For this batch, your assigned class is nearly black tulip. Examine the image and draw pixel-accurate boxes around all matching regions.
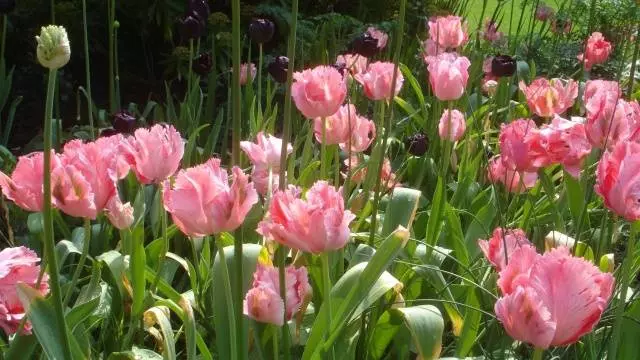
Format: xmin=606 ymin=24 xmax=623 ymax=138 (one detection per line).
xmin=0 ymin=0 xmax=15 ymax=14
xmin=99 ymin=128 xmax=119 ymax=138
xmin=112 ymin=110 xmax=137 ymax=134
xmin=405 ymin=133 xmax=429 ymax=156
xmin=249 ymin=18 xmax=275 ymax=44
xmin=491 ymin=55 xmax=517 ymax=77
xmin=349 ymin=32 xmax=379 ymax=58
xmin=179 ymin=12 xmax=206 ymax=41
xmin=332 ymin=61 xmax=347 ymax=77
xmin=188 ymin=0 xmax=210 ymax=20
xmin=192 ymin=53 xmax=212 ymax=76
xmin=268 ymin=56 xmax=289 ymax=83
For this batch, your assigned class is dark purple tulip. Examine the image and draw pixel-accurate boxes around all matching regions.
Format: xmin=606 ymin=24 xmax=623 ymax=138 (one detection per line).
xmin=179 ymin=11 xmax=206 ymax=40
xmin=112 ymin=110 xmax=137 ymax=134
xmin=193 ymin=53 xmax=213 ymax=76
xmin=267 ymin=56 xmax=289 ymax=83
xmin=349 ymin=32 xmax=379 ymax=58
xmin=491 ymin=55 xmax=516 ymax=77
xmin=249 ymin=18 xmax=275 ymax=44
xmin=405 ymin=133 xmax=429 ymax=156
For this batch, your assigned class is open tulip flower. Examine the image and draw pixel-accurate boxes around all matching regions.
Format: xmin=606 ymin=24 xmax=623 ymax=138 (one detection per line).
xmin=0 ymin=151 xmax=60 ymax=212
xmin=518 ymin=78 xmax=578 ymax=118
xmin=291 ymin=65 xmax=347 ymax=119
xmin=354 ymin=61 xmax=404 ymax=101
xmin=578 ymin=32 xmax=612 ymax=70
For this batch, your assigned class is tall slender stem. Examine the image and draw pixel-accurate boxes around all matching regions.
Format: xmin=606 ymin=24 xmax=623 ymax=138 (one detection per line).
xmin=321 ymin=252 xmax=335 ymax=360
xmin=257 ymin=43 xmax=263 ymax=127
xmin=532 ymin=348 xmax=544 ymax=360
xmin=108 ymin=0 xmax=116 ymax=112
xmin=608 ymin=221 xmax=638 ymax=359
xmin=627 ymin=21 xmax=640 ymax=96
xmin=43 ymin=68 xmax=73 ymax=358
xmin=63 ymin=218 xmax=91 ymax=307
xmin=216 ymin=237 xmax=238 ymax=360
xmin=276 ymin=246 xmax=291 ymax=360
xmin=81 ymin=0 xmax=94 ymax=139
xmin=186 ymin=39 xmax=194 ymax=104
xmin=151 ymin=187 xmax=169 ymax=293
xmin=1 ymin=15 xmax=7 ymax=64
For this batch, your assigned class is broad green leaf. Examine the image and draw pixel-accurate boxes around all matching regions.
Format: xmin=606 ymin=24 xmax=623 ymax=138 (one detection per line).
xmin=381 ymin=187 xmax=421 ymax=238
xmin=130 ymin=235 xmax=147 ymax=316
xmin=143 ymin=307 xmax=176 ymax=360
xmin=456 ymin=288 xmax=481 ymax=357
xmin=444 ymin=204 xmax=470 ymax=267
xmin=392 ymin=305 xmax=444 ymax=360
xmin=107 ymin=347 xmax=163 ymax=360
xmin=425 ymin=177 xmax=445 ymax=247
xmin=303 ymin=227 xmax=409 ymax=359
xmin=212 ymin=244 xmax=264 ymax=360
xmin=17 ymin=284 xmax=85 ymax=360
xmin=412 ymin=266 xmax=463 ymax=336
xmin=179 ymin=296 xmax=197 ymax=360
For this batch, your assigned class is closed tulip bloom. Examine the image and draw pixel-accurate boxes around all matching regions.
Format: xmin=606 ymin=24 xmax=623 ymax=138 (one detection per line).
xmin=257 ymin=181 xmax=355 ymax=253
xmin=421 ymin=38 xmax=445 ymax=63
xmin=163 ymin=158 xmax=258 ymax=237
xmin=427 ymin=16 xmax=468 ymax=49
xmin=482 ymin=20 xmax=503 ymax=43
xmin=427 ymin=53 xmax=471 ymax=101
xmin=438 ymin=109 xmax=466 ymax=141
xmin=244 ymin=264 xmax=311 ymax=325
xmin=0 ymin=151 xmax=61 ymax=212
xmin=105 ymin=196 xmax=135 ymax=230
xmin=478 ymin=227 xmax=533 ymax=271
xmin=237 ymin=63 xmax=257 ymax=85
xmin=241 ymin=132 xmax=293 ymax=195
xmin=340 ymin=112 xmax=376 ymax=153
xmin=487 ymin=156 xmax=538 ymax=193
xmin=348 ymin=156 xmax=397 ymax=189
xmin=354 ymin=61 xmax=404 ymax=101
xmin=578 ymin=32 xmax=612 ymax=71
xmin=499 ymin=119 xmax=543 ymax=172
xmin=121 ymin=124 xmax=185 ymax=184
xmin=314 ymin=104 xmax=353 ymax=145
xmin=495 ymin=247 xmax=614 ymax=349
xmin=518 ymin=78 xmax=578 ymax=117
xmin=292 ymin=66 xmax=347 ymax=118
xmin=595 ymin=141 xmax=640 ymax=221
xmin=335 ymin=54 xmax=368 ymax=77
xmin=534 ymin=116 xmax=592 ymax=178
xmin=0 ymin=246 xmax=49 ymax=335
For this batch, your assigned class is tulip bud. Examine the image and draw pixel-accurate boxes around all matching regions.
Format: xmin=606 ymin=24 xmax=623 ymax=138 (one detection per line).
xmin=491 ymin=55 xmax=516 ymax=77
xmin=267 ymin=56 xmax=289 ymax=83
xmin=405 ymin=133 xmax=429 ymax=156
xmin=0 ymin=0 xmax=16 ymax=14
xmin=192 ymin=52 xmax=213 ymax=75
xmin=112 ymin=110 xmax=137 ymax=134
xmin=36 ymin=25 xmax=71 ymax=70
xmin=599 ymin=253 xmax=614 ymax=273
xmin=248 ymin=18 xmax=275 ymax=44
xmin=544 ymin=231 xmax=576 ymax=251
xmin=179 ymin=12 xmax=206 ymax=41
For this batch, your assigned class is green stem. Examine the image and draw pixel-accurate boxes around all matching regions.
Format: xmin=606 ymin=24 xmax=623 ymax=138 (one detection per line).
xmin=627 ymin=21 xmax=640 ymax=96
xmin=532 ymin=348 xmax=544 ymax=360
xmin=63 ymin=218 xmax=91 ymax=307
xmin=367 ymin=101 xmax=387 ymax=247
xmin=320 ymin=117 xmax=328 ymax=180
xmin=608 ymin=221 xmax=638 ymax=359
xmin=216 ymin=237 xmax=238 ymax=360
xmin=271 ymin=324 xmax=279 ymax=359
xmin=321 ymin=253 xmax=335 ymax=360
xmin=51 ymin=0 xmax=55 ymax=23
xmin=108 ymin=0 xmax=115 ymax=112
xmin=276 ymin=246 xmax=291 ymax=360
xmin=151 ymin=187 xmax=169 ymax=293
xmin=81 ymin=0 xmax=94 ymax=139
xmin=277 ymin=0 xmax=299 ymax=190
xmin=43 ymin=68 xmax=73 ymax=358
xmin=1 ymin=15 xmax=7 ymax=64
xmin=186 ymin=39 xmax=194 ymax=104
xmin=257 ymin=43 xmax=263 ymax=127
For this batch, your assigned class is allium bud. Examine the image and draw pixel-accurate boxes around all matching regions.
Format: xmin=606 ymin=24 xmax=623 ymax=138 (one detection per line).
xmin=491 ymin=55 xmax=516 ymax=77
xmin=112 ymin=110 xmax=137 ymax=134
xmin=268 ymin=56 xmax=289 ymax=83
xmin=0 ymin=0 xmax=16 ymax=14
xmin=192 ymin=53 xmax=213 ymax=75
xmin=36 ymin=25 xmax=71 ymax=70
xmin=248 ymin=18 xmax=275 ymax=44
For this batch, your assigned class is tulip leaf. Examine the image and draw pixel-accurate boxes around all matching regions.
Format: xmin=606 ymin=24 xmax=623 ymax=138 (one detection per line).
xmin=456 ymin=288 xmax=481 ymax=357
xmin=392 ymin=305 xmax=444 ymax=360
xmin=143 ymin=306 xmax=176 ymax=360
xmin=381 ymin=187 xmax=421 ymax=238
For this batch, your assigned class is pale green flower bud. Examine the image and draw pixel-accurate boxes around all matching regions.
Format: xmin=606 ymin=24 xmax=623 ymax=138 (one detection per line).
xmin=36 ymin=25 xmax=70 ymax=70
xmin=544 ymin=231 xmax=576 ymax=251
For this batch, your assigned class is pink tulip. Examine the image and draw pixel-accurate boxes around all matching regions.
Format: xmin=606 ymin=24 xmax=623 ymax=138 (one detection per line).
xmin=336 ymin=54 xmax=368 ymax=76
xmin=354 ymin=62 xmax=404 ymax=101
xmin=482 ymin=20 xmax=503 ymax=43
xmin=163 ymin=158 xmax=258 ymax=237
xmin=496 ymin=245 xmax=539 ymax=295
xmin=534 ymin=4 xmax=554 ymax=21
xmin=427 ymin=16 xmax=468 ymax=49
xmin=518 ymin=78 xmax=578 ymax=117
xmin=340 ymin=111 xmax=376 ymax=153
xmin=257 ymin=181 xmax=355 ymax=253
xmin=585 ymin=82 xmax=640 ymax=148
xmin=348 ymin=156 xmax=397 ymax=189
xmin=52 ymin=136 xmax=130 ymax=219
xmin=421 ymin=39 xmax=444 ymax=63
xmin=120 ymin=124 xmax=185 ymax=184
xmin=314 ymin=104 xmax=376 ymax=153
xmin=243 ymin=263 xmax=311 ymax=325
xmin=427 ymin=52 xmax=471 ymax=101
xmin=291 ymin=66 xmax=347 ymax=119
xmin=487 ymin=156 xmax=538 ymax=193
xmin=578 ymin=32 xmax=612 ymax=71
xmin=438 ymin=109 xmax=466 ymax=141
xmin=241 ymin=132 xmax=293 ymax=195
xmin=495 ymin=247 xmax=614 ymax=349
xmin=0 ymin=246 xmax=49 ymax=335
xmin=595 ymin=141 xmax=640 ymax=221
xmin=105 ymin=196 xmax=135 ymax=230
xmin=236 ymin=63 xmax=257 ymax=85
xmin=478 ymin=227 xmax=533 ymax=271
xmin=0 ymin=151 xmax=61 ymax=212
xmin=499 ymin=119 xmax=543 ymax=172
xmin=534 ymin=116 xmax=592 ymax=178
xmin=366 ymin=27 xmax=388 ymax=50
